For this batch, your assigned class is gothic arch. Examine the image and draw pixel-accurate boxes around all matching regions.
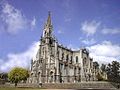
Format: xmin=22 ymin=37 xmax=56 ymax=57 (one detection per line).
xmin=49 ymin=70 xmax=54 ymax=83
xmin=76 ymin=56 xmax=78 ymax=63
xmin=31 ymin=72 xmax=34 ymax=76
xmin=38 ymin=72 xmax=41 ymax=75
xmin=30 ymin=73 xmax=34 ymax=83
xmin=38 ymin=71 xmax=42 ymax=83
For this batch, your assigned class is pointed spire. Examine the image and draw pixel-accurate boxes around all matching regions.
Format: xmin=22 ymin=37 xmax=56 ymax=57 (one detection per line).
xmin=43 ymin=11 xmax=53 ymax=37
xmin=46 ymin=11 xmax=52 ymax=27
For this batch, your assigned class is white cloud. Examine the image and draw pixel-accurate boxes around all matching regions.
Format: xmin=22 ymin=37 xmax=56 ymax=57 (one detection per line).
xmin=81 ymin=20 xmax=100 ymax=36
xmin=0 ymin=41 xmax=39 ymax=72
xmin=0 ymin=2 xmax=36 ymax=34
xmin=102 ymin=28 xmax=120 ymax=34
xmin=81 ymin=38 xmax=96 ymax=45
xmin=0 ymin=2 xmax=27 ymax=34
xmin=67 ymin=44 xmax=79 ymax=51
xmin=90 ymin=54 xmax=117 ymax=65
xmin=87 ymin=41 xmax=120 ymax=64
xmin=31 ymin=17 xmax=36 ymax=30
xmin=57 ymin=30 xmax=64 ymax=34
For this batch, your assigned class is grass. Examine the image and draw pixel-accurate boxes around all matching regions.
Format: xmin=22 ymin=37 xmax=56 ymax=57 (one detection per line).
xmin=0 ymin=87 xmax=42 ymax=90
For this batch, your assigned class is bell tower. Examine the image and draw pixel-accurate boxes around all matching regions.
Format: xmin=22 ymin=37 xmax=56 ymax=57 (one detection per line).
xmin=40 ymin=12 xmax=57 ymax=83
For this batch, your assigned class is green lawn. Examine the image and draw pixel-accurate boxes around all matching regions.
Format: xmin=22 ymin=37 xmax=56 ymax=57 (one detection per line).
xmin=0 ymin=87 xmax=42 ymax=90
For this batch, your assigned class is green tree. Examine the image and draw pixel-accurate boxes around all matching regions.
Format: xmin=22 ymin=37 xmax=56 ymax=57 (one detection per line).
xmin=96 ymin=73 xmax=103 ymax=81
xmin=8 ymin=67 xmax=29 ymax=87
xmin=0 ymin=73 xmax=8 ymax=81
xmin=101 ymin=64 xmax=106 ymax=72
xmin=106 ymin=61 xmax=120 ymax=83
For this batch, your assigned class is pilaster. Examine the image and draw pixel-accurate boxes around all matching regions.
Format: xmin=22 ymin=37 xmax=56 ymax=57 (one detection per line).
xmin=80 ymin=49 xmax=86 ymax=82
xmin=55 ymin=42 xmax=59 ymax=83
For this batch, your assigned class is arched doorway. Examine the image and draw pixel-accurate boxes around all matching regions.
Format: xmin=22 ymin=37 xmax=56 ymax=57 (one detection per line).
xmin=38 ymin=72 xmax=41 ymax=83
xmin=49 ymin=71 xmax=54 ymax=83
xmin=30 ymin=73 xmax=33 ymax=83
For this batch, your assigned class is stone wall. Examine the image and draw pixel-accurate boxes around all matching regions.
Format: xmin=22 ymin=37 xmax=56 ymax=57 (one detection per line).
xmin=0 ymin=79 xmax=5 ymax=85
xmin=13 ymin=82 xmax=118 ymax=89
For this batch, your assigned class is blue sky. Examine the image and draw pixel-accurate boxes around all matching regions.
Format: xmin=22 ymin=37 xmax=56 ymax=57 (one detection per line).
xmin=0 ymin=0 xmax=120 ymax=72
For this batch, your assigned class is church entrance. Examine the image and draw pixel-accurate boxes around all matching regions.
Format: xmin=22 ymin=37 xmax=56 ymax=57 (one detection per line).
xmin=49 ymin=71 xmax=54 ymax=83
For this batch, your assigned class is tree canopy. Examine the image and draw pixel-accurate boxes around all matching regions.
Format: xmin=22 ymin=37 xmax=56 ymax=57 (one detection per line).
xmin=106 ymin=61 xmax=120 ymax=83
xmin=8 ymin=67 xmax=29 ymax=86
xmin=101 ymin=64 xmax=106 ymax=72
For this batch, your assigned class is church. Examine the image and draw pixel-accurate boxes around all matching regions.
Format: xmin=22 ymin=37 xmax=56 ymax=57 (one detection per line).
xmin=29 ymin=12 xmax=98 ymax=83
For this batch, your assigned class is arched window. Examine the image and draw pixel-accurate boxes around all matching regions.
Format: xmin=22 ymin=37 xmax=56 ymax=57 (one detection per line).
xmin=62 ymin=53 xmax=64 ymax=60
xmin=66 ymin=54 xmax=69 ymax=62
xmin=50 ymin=71 xmax=54 ymax=83
xmin=31 ymin=73 xmax=33 ymax=77
xmin=74 ymin=67 xmax=76 ymax=77
xmin=57 ymin=51 xmax=59 ymax=59
xmin=43 ymin=47 xmax=44 ymax=55
xmin=70 ymin=56 xmax=72 ymax=63
xmin=83 ymin=57 xmax=86 ymax=66
xmin=76 ymin=56 xmax=78 ymax=63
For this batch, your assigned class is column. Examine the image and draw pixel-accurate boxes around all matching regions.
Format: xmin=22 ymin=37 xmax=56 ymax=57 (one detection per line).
xmin=80 ymin=49 xmax=86 ymax=82
xmin=62 ymin=64 xmax=65 ymax=83
xmin=55 ymin=42 xmax=59 ymax=83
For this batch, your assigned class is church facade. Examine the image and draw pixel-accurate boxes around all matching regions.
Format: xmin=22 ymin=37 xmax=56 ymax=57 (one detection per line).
xmin=29 ymin=12 xmax=98 ymax=83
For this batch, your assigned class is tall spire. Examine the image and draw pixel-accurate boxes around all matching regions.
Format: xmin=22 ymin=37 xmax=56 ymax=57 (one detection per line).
xmin=46 ymin=11 xmax=52 ymax=27
xmin=43 ymin=11 xmax=53 ymax=37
